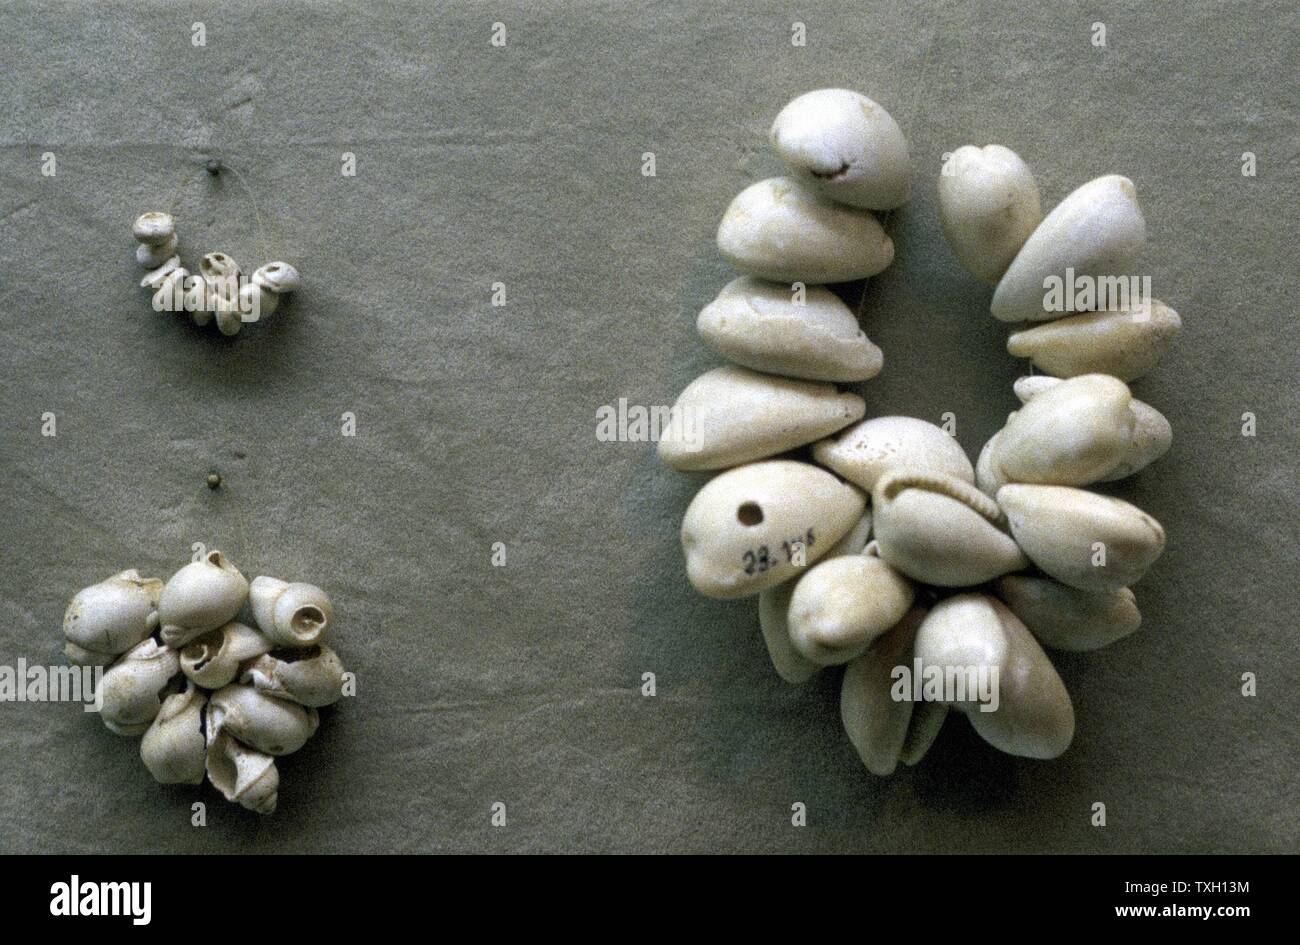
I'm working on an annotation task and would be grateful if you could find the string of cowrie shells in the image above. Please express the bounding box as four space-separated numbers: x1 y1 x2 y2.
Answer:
62 554 348 814
133 162 300 337
661 88 1179 774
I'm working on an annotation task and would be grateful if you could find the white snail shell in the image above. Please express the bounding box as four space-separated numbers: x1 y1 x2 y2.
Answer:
63 569 161 665
205 728 279 815
158 551 249 648
98 638 181 736
248 576 333 648
241 645 345 707
180 621 271 689
140 683 207 784
207 684 319 756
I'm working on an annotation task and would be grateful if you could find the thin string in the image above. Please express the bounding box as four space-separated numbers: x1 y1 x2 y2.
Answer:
162 158 275 265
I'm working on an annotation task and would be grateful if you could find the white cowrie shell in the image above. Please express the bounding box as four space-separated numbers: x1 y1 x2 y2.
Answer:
992 374 1135 486
237 281 277 323
657 365 864 472
812 415 975 493
696 277 883 382
871 469 1028 586
974 428 1010 496
1101 398 1172 480
997 575 1141 652
140 255 181 289
680 460 865 599
252 261 301 294
132 211 175 246
716 177 894 284
768 88 911 210
991 175 1146 322
208 684 319 756
63 568 162 664
1007 300 1182 381
840 607 927 776
917 594 1074 758
998 484 1166 591
1011 375 1060 403
140 683 207 784
241 644 346 707
938 144 1042 284
136 234 178 268
248 577 333 647
758 511 871 684
898 700 948 766
98 638 181 736
158 550 249 648
180 621 271 689
1011 376 1172 481
205 728 279 815
789 550 914 666
199 252 240 304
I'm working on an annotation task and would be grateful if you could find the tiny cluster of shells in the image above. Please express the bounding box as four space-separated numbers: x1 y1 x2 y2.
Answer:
63 553 347 814
133 211 300 336
662 89 1178 774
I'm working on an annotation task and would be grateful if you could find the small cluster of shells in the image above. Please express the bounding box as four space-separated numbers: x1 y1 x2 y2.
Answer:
133 211 300 336
662 89 1178 774
63 553 347 814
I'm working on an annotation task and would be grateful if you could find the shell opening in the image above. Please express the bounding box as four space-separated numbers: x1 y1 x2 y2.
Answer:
291 606 327 638
737 502 764 527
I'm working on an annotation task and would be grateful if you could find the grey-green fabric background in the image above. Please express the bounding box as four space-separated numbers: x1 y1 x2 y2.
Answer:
1 1 1295 853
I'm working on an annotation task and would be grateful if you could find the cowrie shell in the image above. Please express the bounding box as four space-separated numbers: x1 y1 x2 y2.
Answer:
680 460 865 598
788 549 914 666
696 277 883 382
657 366 865 471
991 175 1146 322
840 608 927 776
1011 375 1172 481
871 469 1028 586
813 415 975 493
899 700 948 766
975 428 1010 496
914 594 1074 759
997 484 1166 591
997 575 1141 652
758 511 872 683
938 144 1042 284
992 374 1135 486
716 177 894 284
769 88 911 210
1007 300 1181 381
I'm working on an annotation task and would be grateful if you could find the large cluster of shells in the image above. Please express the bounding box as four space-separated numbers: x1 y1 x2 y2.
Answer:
133 211 300 337
662 89 1178 773
63 553 347 813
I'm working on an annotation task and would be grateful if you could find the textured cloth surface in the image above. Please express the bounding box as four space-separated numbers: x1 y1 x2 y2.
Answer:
0 1 1295 853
